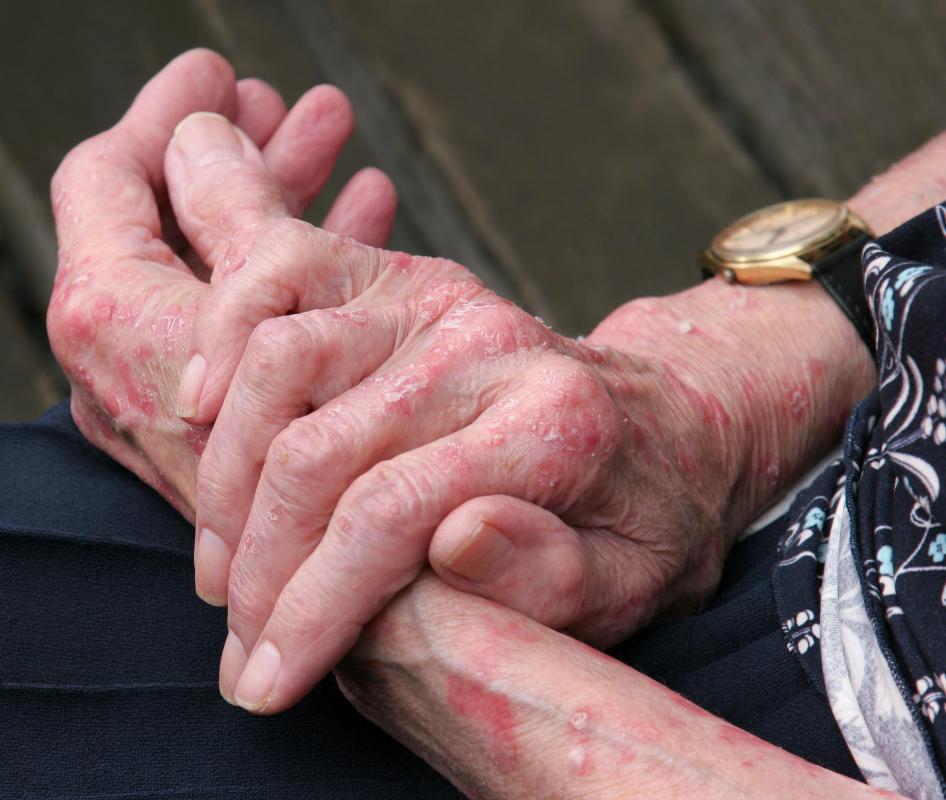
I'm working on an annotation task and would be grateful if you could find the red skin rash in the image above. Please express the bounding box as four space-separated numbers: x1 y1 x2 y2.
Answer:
625 418 649 451
185 424 210 457
567 706 596 776
569 744 595 777
386 251 414 271
92 297 116 323
756 452 782 486
115 357 156 418
64 306 94 344
74 365 94 394
446 674 519 772
692 389 731 430
103 391 122 419
323 308 371 328
659 358 731 432
480 614 542 645
785 383 811 422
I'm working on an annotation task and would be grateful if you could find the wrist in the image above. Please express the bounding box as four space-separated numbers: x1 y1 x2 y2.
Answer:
586 277 876 532
341 576 896 800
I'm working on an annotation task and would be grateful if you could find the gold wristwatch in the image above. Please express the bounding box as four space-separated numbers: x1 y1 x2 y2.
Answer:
700 198 875 351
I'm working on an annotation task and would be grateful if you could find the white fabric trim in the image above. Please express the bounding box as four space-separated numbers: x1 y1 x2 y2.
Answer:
820 494 943 798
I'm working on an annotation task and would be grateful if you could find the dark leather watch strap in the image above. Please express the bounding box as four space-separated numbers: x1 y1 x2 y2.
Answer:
811 232 875 354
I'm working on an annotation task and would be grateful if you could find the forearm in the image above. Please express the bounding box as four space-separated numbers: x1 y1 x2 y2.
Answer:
338 575 899 800
586 276 876 533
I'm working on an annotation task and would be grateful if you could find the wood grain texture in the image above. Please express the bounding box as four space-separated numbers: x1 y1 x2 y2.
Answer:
194 0 524 304
322 0 781 333
6 1 946 416
648 0 946 198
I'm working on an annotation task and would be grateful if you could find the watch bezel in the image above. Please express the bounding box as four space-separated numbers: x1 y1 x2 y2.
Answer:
709 199 849 264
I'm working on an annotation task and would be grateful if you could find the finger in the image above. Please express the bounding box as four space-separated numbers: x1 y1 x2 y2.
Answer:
178 225 392 425
428 495 660 641
322 167 398 247
228 429 522 713
213 335 496 622
215 288 512 626
164 111 289 273
235 78 287 147
429 495 584 625
227 367 622 713
261 85 354 216
52 48 238 261
193 304 409 605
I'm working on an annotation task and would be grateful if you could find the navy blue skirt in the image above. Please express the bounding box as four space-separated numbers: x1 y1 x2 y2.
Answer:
0 403 859 798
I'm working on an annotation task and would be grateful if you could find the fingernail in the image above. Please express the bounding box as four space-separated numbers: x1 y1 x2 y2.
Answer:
176 354 207 419
173 111 242 164
219 630 246 706
194 527 230 606
443 520 514 584
234 640 281 712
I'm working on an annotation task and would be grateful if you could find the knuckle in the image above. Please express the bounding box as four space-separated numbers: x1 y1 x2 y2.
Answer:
345 460 426 536
476 297 531 332
47 290 94 358
244 316 311 374
244 218 333 304
266 415 349 494
250 217 314 264
439 292 548 357
51 137 98 200
379 254 478 299
533 359 623 460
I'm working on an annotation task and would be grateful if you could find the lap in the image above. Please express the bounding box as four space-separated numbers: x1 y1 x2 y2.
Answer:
0 403 859 797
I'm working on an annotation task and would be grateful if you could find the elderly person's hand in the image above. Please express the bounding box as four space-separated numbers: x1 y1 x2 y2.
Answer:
163 120 885 713
185 118 946 716
47 49 396 516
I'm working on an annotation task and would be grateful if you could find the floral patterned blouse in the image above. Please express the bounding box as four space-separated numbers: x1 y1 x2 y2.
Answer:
773 205 946 799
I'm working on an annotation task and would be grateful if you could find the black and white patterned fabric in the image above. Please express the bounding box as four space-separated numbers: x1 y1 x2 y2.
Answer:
774 205 946 799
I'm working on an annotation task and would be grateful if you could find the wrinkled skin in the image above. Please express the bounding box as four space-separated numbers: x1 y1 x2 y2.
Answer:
337 573 906 800
47 47 946 800
47 49 397 517
205 240 875 713
327 137 946 798
148 115 878 713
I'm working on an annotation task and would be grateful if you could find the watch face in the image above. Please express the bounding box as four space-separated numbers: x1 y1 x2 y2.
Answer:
711 199 847 262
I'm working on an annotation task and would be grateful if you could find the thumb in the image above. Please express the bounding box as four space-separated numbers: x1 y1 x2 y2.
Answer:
428 495 663 645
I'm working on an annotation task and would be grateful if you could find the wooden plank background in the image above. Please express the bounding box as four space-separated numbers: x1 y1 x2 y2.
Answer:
2 0 946 417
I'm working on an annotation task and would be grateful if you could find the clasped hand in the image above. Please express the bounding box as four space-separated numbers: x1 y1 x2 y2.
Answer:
174 126 743 712
49 50 873 716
